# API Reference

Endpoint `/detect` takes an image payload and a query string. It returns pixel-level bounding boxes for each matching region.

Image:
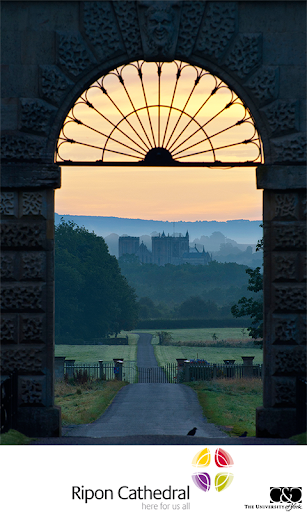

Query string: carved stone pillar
[1,164,62,437]
[256,165,306,438]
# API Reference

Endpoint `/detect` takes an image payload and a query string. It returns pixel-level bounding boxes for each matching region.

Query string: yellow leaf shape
[192,448,211,468]
[215,472,234,492]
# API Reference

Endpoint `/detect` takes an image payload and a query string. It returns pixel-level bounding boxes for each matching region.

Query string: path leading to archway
[63,334,227,439]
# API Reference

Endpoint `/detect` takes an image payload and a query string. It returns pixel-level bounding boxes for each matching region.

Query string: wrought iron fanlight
[56,61,263,167]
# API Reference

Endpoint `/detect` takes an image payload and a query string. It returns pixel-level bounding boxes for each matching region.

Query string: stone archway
[1,1,306,438]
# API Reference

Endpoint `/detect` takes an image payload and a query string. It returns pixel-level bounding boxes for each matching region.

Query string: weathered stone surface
[196,2,237,59]
[0,192,16,216]
[246,66,279,105]
[1,164,61,189]
[82,1,124,60]
[1,347,43,373]
[0,224,45,249]
[1,315,18,344]
[271,133,307,164]
[261,100,299,136]
[21,253,46,280]
[225,33,262,79]
[256,165,306,190]
[272,378,296,406]
[272,222,306,250]
[40,65,74,106]
[273,348,306,376]
[0,253,16,280]
[21,315,44,343]
[273,285,306,312]
[20,377,44,405]
[1,134,45,162]
[256,406,297,439]
[272,253,298,281]
[274,193,299,219]
[22,192,44,217]
[57,31,96,77]
[273,315,298,345]
[20,99,57,136]
[1,284,45,311]
[113,1,142,56]
[176,1,206,57]
[138,1,181,60]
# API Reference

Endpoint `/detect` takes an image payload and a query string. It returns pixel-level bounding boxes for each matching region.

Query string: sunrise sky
[55,61,263,222]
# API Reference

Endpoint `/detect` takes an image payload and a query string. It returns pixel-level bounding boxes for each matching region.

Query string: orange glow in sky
[55,61,263,222]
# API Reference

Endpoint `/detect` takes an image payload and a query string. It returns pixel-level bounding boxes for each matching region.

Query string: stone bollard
[241,356,255,378]
[176,358,188,383]
[183,360,191,382]
[113,359,124,381]
[99,360,104,380]
[65,359,75,378]
[54,357,66,381]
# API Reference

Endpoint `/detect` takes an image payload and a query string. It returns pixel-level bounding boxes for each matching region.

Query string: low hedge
[135,318,250,329]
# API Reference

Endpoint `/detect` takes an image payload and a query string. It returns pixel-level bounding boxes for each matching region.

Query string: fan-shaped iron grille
[56,61,263,167]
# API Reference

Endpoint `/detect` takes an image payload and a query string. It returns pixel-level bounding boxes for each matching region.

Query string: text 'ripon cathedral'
[119,232,212,266]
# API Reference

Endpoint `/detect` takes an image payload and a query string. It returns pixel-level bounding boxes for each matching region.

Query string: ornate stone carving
[302,197,307,218]
[21,315,44,343]
[274,316,298,345]
[21,253,45,280]
[1,347,43,373]
[300,315,306,345]
[83,2,124,60]
[225,33,262,79]
[246,66,279,105]
[273,378,296,406]
[1,134,44,161]
[272,134,307,164]
[57,32,95,77]
[274,285,306,312]
[273,223,306,250]
[138,1,181,60]
[274,193,298,219]
[0,192,15,216]
[1,285,44,311]
[40,65,74,105]
[0,253,15,280]
[22,192,43,216]
[1,315,18,344]
[20,99,57,136]
[113,1,142,56]
[274,349,306,375]
[0,224,44,248]
[272,254,298,281]
[20,378,43,405]
[261,100,298,136]
[176,1,206,57]
[196,2,237,59]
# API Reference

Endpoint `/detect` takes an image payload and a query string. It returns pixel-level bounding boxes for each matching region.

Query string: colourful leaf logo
[215,472,234,492]
[192,448,211,468]
[192,473,211,492]
[215,448,234,468]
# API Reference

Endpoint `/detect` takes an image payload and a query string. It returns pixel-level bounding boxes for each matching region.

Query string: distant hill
[55,213,262,244]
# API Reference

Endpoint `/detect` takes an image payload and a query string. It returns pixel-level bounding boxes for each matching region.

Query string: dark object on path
[187,427,197,436]
[239,431,248,437]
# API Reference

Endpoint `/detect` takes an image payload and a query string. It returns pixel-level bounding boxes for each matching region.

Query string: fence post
[176,359,187,383]
[54,357,66,381]
[213,364,217,379]
[65,359,75,378]
[99,360,104,380]
[184,361,190,382]
[241,356,254,378]
[113,359,124,381]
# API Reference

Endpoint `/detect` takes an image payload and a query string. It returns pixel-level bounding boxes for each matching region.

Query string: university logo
[270,487,302,505]
[191,448,234,493]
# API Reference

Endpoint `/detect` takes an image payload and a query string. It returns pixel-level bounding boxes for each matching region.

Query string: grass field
[154,345,263,365]
[54,380,127,425]
[187,378,263,437]
[134,327,257,345]
[55,333,138,363]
